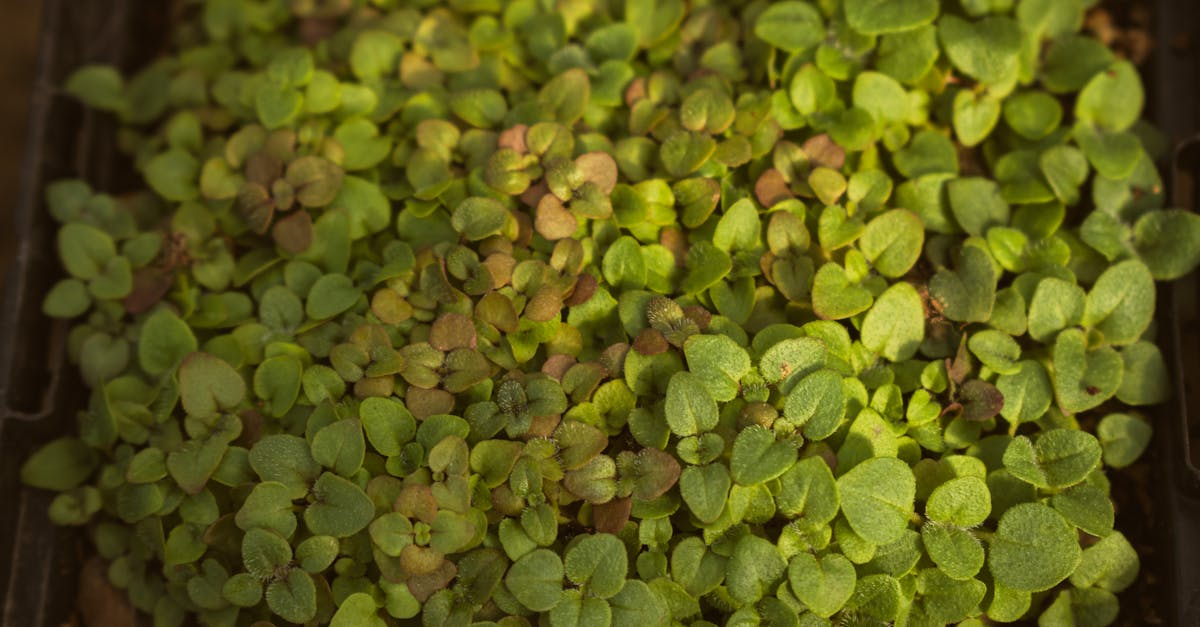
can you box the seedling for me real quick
[22,0,1198,625]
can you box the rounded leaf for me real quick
[837,457,916,545]
[505,549,564,612]
[989,503,1081,592]
[564,534,628,598]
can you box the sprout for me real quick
[22,0,1191,625]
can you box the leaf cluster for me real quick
[23,0,1192,626]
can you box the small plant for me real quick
[20,0,1200,625]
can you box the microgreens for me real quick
[21,0,1198,625]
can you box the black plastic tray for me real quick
[0,0,171,624]
[1,1,1198,625]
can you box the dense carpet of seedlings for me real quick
[20,0,1200,625]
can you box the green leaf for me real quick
[837,457,915,545]
[266,570,317,624]
[539,69,590,125]
[369,512,414,557]
[179,352,245,417]
[925,476,990,527]
[1133,209,1200,280]
[256,82,303,130]
[138,309,197,376]
[506,549,564,612]
[144,150,200,201]
[359,397,416,456]
[608,580,668,625]
[564,534,628,599]
[1051,483,1114,536]
[332,176,390,238]
[895,135,958,181]
[167,438,228,495]
[754,2,824,52]
[88,256,132,300]
[784,369,846,440]
[253,355,303,417]
[429,510,476,555]
[921,523,985,580]
[311,419,365,476]
[235,481,298,538]
[603,236,647,291]
[242,527,292,579]
[837,408,899,472]
[20,438,98,491]
[989,503,1081,592]
[680,241,732,294]
[844,0,939,35]
[876,25,940,84]
[1117,341,1171,406]
[64,64,125,112]
[947,177,1009,238]
[683,334,752,403]
[858,209,924,278]
[1027,277,1086,342]
[1053,328,1124,413]
[1018,0,1085,37]
[776,456,840,523]
[967,329,1021,375]
[249,435,321,499]
[42,279,91,318]
[789,64,837,116]
[1097,413,1152,468]
[996,360,1053,425]
[331,592,385,627]
[305,274,359,320]
[58,223,115,280]
[953,90,1001,147]
[550,591,612,627]
[222,573,263,608]
[1003,91,1063,140]
[304,472,374,537]
[1040,144,1090,205]
[730,425,797,485]
[1069,531,1139,593]
[1041,588,1120,626]
[929,243,996,323]
[621,447,681,500]
[939,15,1022,85]
[853,72,909,125]
[452,197,510,241]
[295,530,338,571]
[987,583,1032,622]
[916,568,986,623]
[812,262,873,320]
[349,30,403,80]
[727,534,787,604]
[788,553,856,618]
[586,23,638,62]
[712,199,762,252]
[679,463,730,524]
[660,131,716,178]
[1075,125,1141,180]
[760,337,827,393]
[1084,260,1154,346]
[451,89,508,129]
[847,574,903,621]
[1002,430,1101,489]
[1076,61,1143,132]
[861,282,924,362]
[670,537,727,598]
[664,371,718,436]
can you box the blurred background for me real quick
[0,0,41,290]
